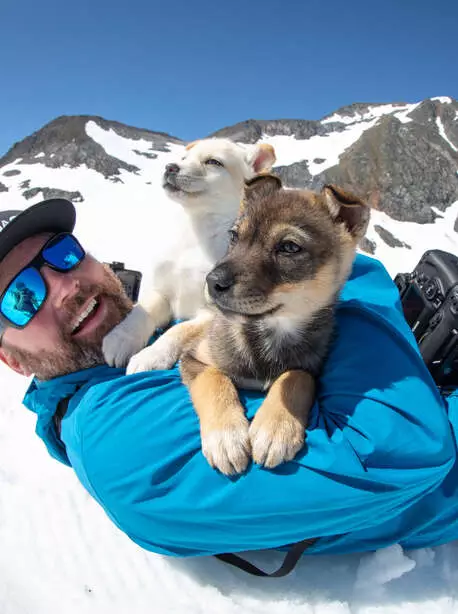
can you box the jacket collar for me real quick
[23,365,124,466]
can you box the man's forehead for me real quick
[0,232,53,289]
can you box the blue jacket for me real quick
[23,254,458,557]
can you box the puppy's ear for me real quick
[244,174,282,203]
[322,185,370,238]
[246,143,276,174]
[185,140,200,151]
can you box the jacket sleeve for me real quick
[69,256,456,557]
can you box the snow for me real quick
[431,96,453,105]
[261,121,376,174]
[1,106,458,613]
[262,102,421,175]
[321,102,420,126]
[85,120,184,172]
[364,200,458,277]
[436,116,458,152]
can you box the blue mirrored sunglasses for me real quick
[0,233,85,336]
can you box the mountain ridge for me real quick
[0,96,457,276]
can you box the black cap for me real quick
[0,199,76,263]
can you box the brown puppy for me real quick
[178,175,370,475]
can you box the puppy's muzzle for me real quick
[163,163,180,188]
[207,264,276,316]
[206,263,235,300]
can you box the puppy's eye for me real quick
[229,229,239,244]
[277,240,302,254]
[205,158,224,167]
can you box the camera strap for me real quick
[214,538,316,577]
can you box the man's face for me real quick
[0,233,132,380]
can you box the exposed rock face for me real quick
[0,182,8,193]
[273,161,313,188]
[374,225,411,249]
[359,237,377,255]
[210,99,458,224]
[210,118,333,144]
[315,110,458,223]
[22,187,84,202]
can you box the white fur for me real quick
[103,138,275,368]
[249,403,306,468]
[202,421,251,476]
[101,304,155,369]
[249,420,304,468]
[260,316,302,364]
[126,334,180,373]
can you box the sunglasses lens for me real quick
[42,234,85,271]
[0,268,46,327]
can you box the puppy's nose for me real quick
[165,163,180,175]
[206,264,235,296]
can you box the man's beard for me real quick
[5,265,133,380]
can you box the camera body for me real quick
[395,249,458,387]
[107,261,142,303]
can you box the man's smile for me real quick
[70,296,103,337]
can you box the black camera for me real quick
[395,249,458,387]
[107,261,142,303]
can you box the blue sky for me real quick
[1,0,457,156]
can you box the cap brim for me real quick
[0,199,76,262]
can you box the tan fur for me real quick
[250,370,315,467]
[253,144,276,173]
[271,261,338,314]
[184,363,251,475]
[193,334,212,366]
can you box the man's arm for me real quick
[64,256,456,557]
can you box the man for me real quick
[1,198,458,573]
[11,281,41,318]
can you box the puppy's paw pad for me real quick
[249,414,305,468]
[202,419,251,476]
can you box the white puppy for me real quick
[103,137,276,372]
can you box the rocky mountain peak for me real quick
[0,115,183,179]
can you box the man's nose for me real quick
[41,267,80,309]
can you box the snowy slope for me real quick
[1,101,458,613]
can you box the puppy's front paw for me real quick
[103,305,154,368]
[249,407,305,469]
[201,414,251,476]
[126,337,179,374]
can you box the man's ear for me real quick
[322,184,370,239]
[244,173,282,204]
[246,143,276,174]
[0,346,32,376]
